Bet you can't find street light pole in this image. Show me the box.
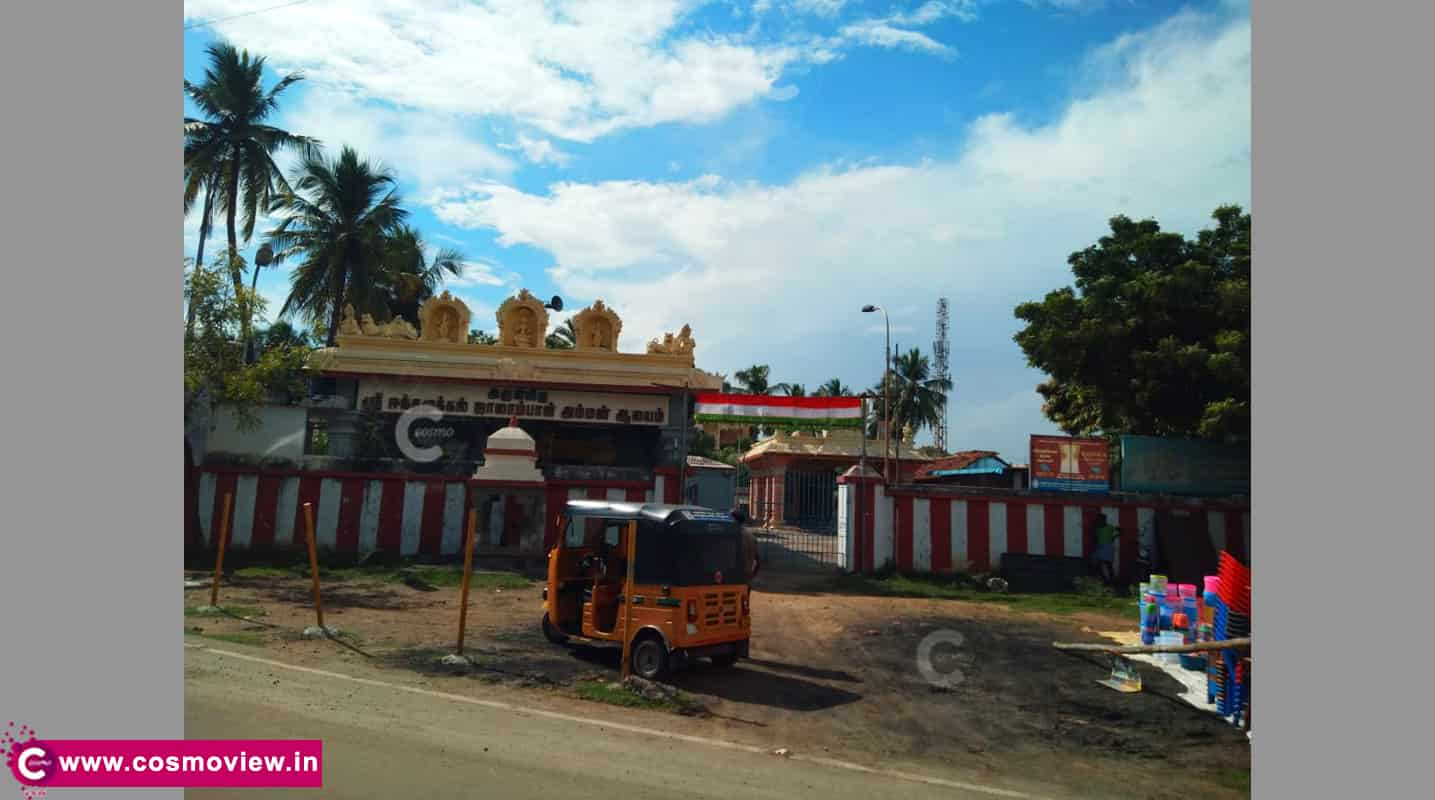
[862,305,892,484]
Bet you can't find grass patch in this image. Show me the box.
[185,627,266,647]
[574,681,686,713]
[821,572,1138,617]
[1214,768,1251,793]
[185,605,268,618]
[232,561,532,590]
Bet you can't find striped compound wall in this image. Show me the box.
[192,467,683,557]
[837,479,1249,578]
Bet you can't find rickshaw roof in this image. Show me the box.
[563,500,737,526]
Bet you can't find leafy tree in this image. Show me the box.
[184,257,309,429]
[185,42,317,344]
[366,225,464,324]
[889,346,952,462]
[784,383,807,397]
[733,364,787,395]
[546,318,577,349]
[256,320,311,353]
[1013,206,1251,443]
[816,378,852,397]
[469,329,498,345]
[268,146,407,346]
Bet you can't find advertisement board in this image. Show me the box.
[1119,435,1250,496]
[1030,435,1110,493]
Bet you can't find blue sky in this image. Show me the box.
[183,0,1251,462]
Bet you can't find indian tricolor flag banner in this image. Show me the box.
[693,393,864,428]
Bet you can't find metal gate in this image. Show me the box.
[739,469,844,572]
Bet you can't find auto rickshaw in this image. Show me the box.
[541,500,752,680]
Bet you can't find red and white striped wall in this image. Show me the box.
[838,478,1249,577]
[193,466,684,557]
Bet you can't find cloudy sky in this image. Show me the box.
[183,0,1251,462]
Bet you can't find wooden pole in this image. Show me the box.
[618,520,638,679]
[208,492,233,608]
[455,508,478,655]
[1053,637,1251,655]
[302,502,325,632]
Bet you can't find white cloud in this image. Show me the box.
[281,91,515,194]
[500,134,573,167]
[444,259,513,289]
[838,21,955,58]
[183,0,832,143]
[429,8,1250,451]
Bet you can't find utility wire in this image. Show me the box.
[184,0,315,31]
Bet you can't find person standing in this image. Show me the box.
[1091,513,1121,585]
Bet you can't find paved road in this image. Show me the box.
[184,644,1041,800]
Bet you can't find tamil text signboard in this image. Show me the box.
[357,380,669,426]
[1030,435,1110,493]
[1119,435,1250,496]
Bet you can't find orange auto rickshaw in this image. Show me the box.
[541,501,752,680]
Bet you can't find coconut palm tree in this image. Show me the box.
[546,318,577,349]
[889,346,953,465]
[815,378,852,397]
[733,365,788,395]
[267,147,407,346]
[784,384,807,397]
[469,329,498,345]
[364,225,464,324]
[185,41,318,342]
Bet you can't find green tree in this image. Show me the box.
[268,147,407,346]
[1013,206,1251,443]
[889,346,952,461]
[733,364,788,395]
[815,378,852,397]
[784,383,807,397]
[546,318,577,349]
[256,320,311,353]
[468,329,498,345]
[185,42,318,345]
[365,225,464,324]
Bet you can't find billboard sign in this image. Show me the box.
[1030,435,1110,493]
[1119,435,1250,496]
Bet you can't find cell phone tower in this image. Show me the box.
[933,297,950,453]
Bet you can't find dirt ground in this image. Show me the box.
[184,568,1250,799]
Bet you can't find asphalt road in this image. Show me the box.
[184,644,1041,800]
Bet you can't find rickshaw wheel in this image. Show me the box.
[541,612,568,644]
[631,635,669,681]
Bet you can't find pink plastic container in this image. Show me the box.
[1203,576,1221,595]
[1179,583,1197,598]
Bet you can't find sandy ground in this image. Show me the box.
[184,569,1250,799]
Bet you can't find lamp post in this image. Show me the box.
[861,304,891,483]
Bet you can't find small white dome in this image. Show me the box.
[486,420,535,451]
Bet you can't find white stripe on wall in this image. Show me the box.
[1063,505,1083,558]
[198,472,216,544]
[1207,511,1226,554]
[873,484,893,570]
[1026,505,1045,556]
[606,488,626,502]
[400,482,426,556]
[1101,506,1120,572]
[951,500,968,570]
[358,480,384,553]
[1242,512,1251,565]
[316,479,343,550]
[988,502,1007,566]
[274,477,299,548]
[912,498,932,572]
[440,483,467,555]
[645,489,655,503]
[231,475,259,549]
[655,475,667,502]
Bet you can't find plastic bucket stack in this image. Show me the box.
[1212,552,1252,725]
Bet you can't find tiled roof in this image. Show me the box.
[686,455,737,471]
[913,450,1009,480]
